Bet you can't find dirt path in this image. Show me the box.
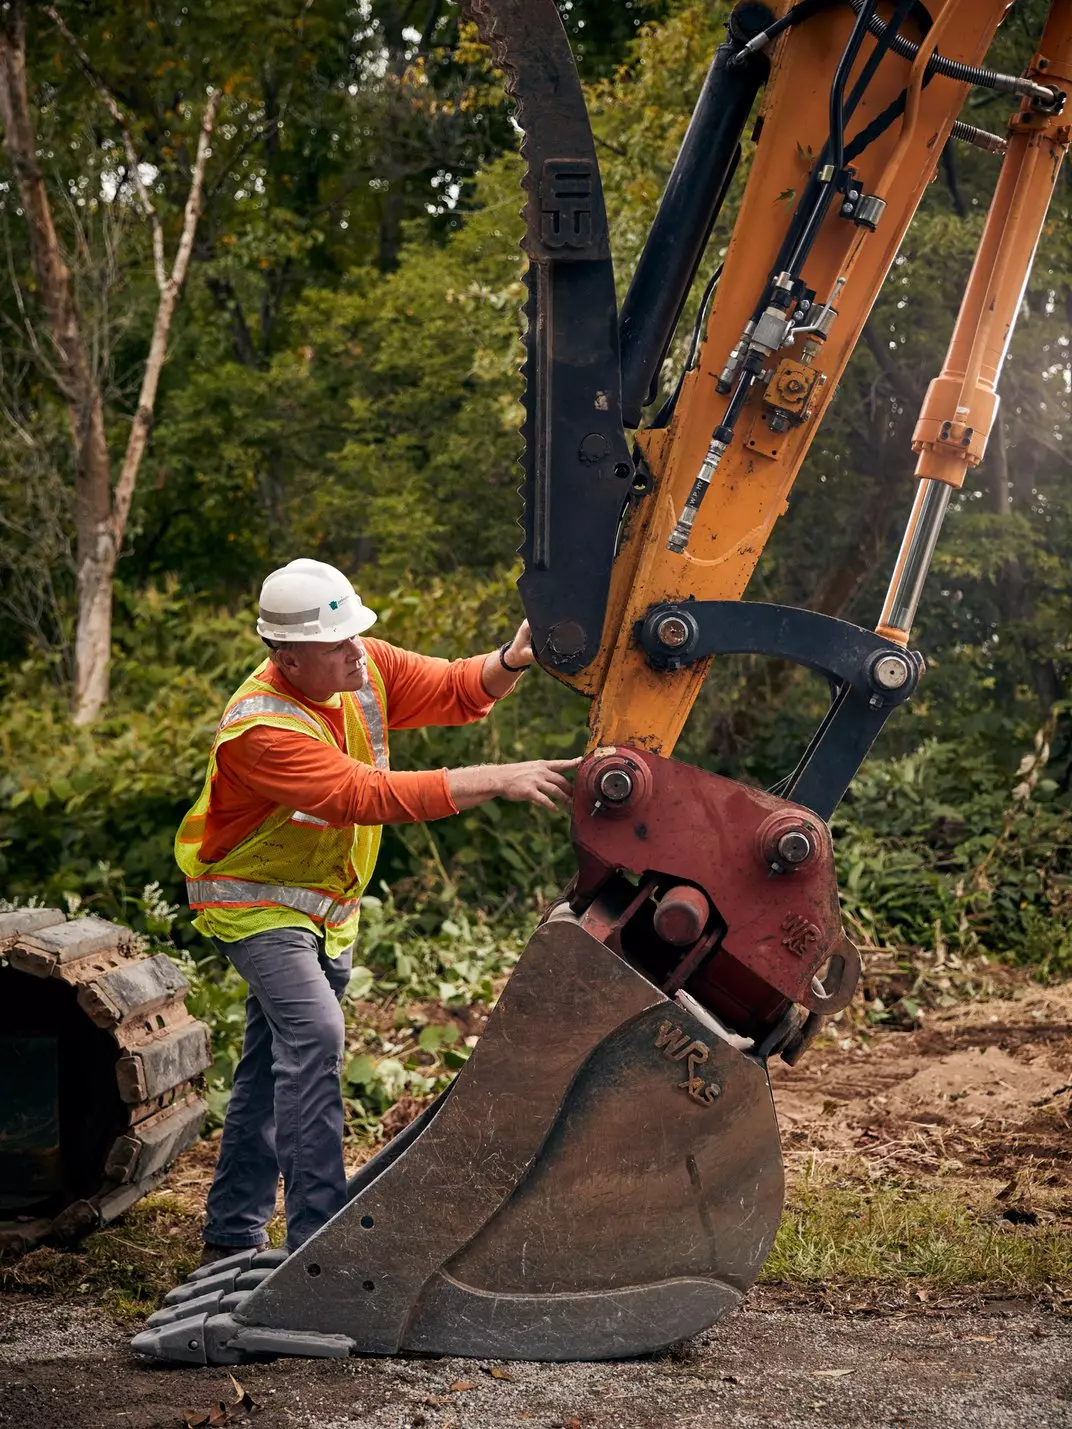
[2,979,1071,1429]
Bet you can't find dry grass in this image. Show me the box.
[0,1193,203,1322]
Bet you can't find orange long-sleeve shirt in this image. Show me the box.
[199,639,495,864]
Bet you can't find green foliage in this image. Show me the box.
[835,736,1072,980]
[177,884,527,1134]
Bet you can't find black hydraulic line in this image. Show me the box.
[755,0,914,319]
[664,0,909,553]
[685,264,724,372]
[650,262,724,429]
[784,0,882,276]
[829,0,877,176]
[655,0,895,430]
[847,0,1060,107]
[730,0,841,68]
[617,2,774,427]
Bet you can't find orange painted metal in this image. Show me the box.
[912,10,1072,490]
[876,1,1072,645]
[581,0,1013,754]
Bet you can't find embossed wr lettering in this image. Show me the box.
[654,1021,721,1106]
[781,911,822,958]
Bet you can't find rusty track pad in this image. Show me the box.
[133,914,784,1364]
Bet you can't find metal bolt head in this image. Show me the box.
[578,432,610,465]
[655,615,690,649]
[598,769,634,803]
[776,830,812,865]
[872,653,910,691]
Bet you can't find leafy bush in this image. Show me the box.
[835,733,1072,977]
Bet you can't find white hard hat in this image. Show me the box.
[257,559,377,643]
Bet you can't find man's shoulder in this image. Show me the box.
[363,635,417,680]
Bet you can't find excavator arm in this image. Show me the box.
[136,0,1072,1365]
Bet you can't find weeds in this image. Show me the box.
[764,1161,1072,1294]
[0,1194,204,1322]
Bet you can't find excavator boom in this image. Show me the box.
[135,0,1072,1365]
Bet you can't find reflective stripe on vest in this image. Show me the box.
[355,684,388,769]
[218,693,321,736]
[186,877,362,928]
[290,810,329,826]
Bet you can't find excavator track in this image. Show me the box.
[0,908,211,1251]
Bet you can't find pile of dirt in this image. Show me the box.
[772,981,1072,1193]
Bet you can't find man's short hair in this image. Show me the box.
[262,637,282,652]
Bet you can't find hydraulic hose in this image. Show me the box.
[829,0,879,174]
[730,0,841,66]
[950,119,1007,156]
[847,0,1060,107]
[617,3,774,426]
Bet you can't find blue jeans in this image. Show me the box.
[203,926,352,1254]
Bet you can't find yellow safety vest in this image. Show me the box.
[175,658,389,959]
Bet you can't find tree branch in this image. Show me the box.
[110,88,220,543]
[861,322,925,406]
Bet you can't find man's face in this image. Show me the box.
[274,635,368,701]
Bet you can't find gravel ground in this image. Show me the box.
[1,1293,1070,1429]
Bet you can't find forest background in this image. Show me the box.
[0,0,1069,1132]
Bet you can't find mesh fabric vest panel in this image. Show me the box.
[175,658,389,959]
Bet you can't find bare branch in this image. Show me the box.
[861,322,925,406]
[111,88,221,544]
[42,3,167,291]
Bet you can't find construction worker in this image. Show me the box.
[176,558,578,1266]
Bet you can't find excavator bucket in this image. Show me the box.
[133,910,784,1363]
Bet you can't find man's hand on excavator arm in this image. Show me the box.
[448,756,581,813]
[480,619,534,700]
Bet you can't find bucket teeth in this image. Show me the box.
[187,1246,287,1282]
[145,1287,256,1328]
[146,1289,225,1327]
[129,1312,246,1367]
[131,1310,353,1364]
[163,1264,274,1305]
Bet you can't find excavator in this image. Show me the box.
[133,0,1071,1364]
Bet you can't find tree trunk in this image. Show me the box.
[1,4,217,722]
[74,528,117,723]
[0,2,115,720]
